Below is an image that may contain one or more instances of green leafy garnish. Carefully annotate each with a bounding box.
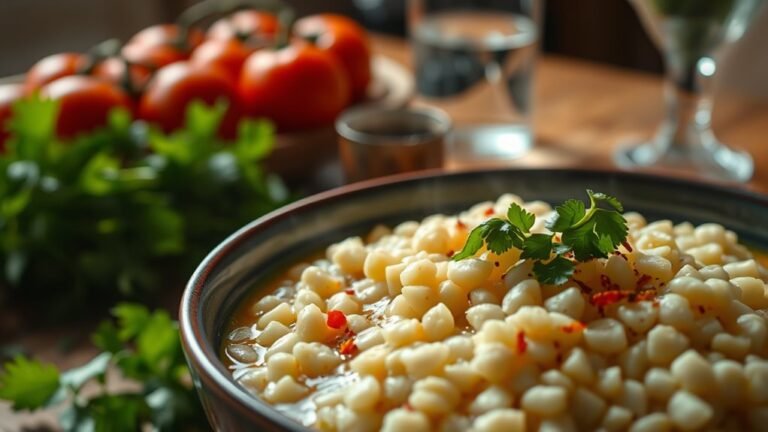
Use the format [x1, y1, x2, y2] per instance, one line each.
[0, 97, 289, 317]
[0, 356, 60, 410]
[0, 304, 207, 431]
[453, 190, 629, 285]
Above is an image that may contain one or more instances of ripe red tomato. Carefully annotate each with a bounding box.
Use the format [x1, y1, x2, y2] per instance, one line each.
[239, 43, 350, 131]
[24, 52, 87, 92]
[122, 24, 204, 68]
[0, 84, 25, 150]
[40, 76, 132, 139]
[138, 62, 241, 137]
[294, 14, 371, 101]
[190, 39, 254, 81]
[207, 10, 279, 43]
[92, 57, 153, 92]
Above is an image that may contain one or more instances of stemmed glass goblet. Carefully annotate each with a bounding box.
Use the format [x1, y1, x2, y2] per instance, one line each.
[616, 0, 764, 182]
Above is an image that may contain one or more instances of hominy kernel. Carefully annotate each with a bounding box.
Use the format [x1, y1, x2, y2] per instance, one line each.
[502, 279, 543, 315]
[400, 342, 450, 379]
[471, 343, 517, 383]
[266, 352, 298, 382]
[584, 318, 627, 356]
[257, 302, 295, 329]
[301, 266, 342, 298]
[561, 347, 595, 385]
[443, 361, 482, 393]
[385, 263, 407, 296]
[570, 387, 607, 429]
[422, 303, 455, 341]
[647, 325, 689, 366]
[401, 285, 439, 316]
[343, 376, 381, 412]
[644, 368, 678, 402]
[545, 287, 586, 320]
[596, 366, 623, 399]
[521, 385, 567, 417]
[381, 409, 430, 432]
[469, 386, 513, 415]
[263, 375, 308, 404]
[667, 391, 713, 431]
[408, 376, 460, 416]
[745, 361, 768, 404]
[294, 304, 327, 342]
[400, 259, 438, 288]
[473, 409, 526, 432]
[724, 259, 760, 279]
[447, 258, 492, 290]
[629, 413, 671, 432]
[602, 405, 633, 432]
[617, 379, 647, 418]
[617, 301, 658, 334]
[466, 304, 505, 331]
[711, 333, 750, 359]
[670, 350, 716, 396]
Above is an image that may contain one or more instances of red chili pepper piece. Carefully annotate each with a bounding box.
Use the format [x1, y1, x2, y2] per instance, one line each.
[345, 289, 355, 295]
[561, 321, 586, 333]
[327, 310, 347, 329]
[622, 241, 634, 252]
[517, 331, 528, 354]
[591, 290, 629, 307]
[339, 338, 357, 355]
[484, 207, 494, 216]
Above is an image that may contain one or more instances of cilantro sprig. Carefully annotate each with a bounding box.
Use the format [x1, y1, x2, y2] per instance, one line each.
[0, 304, 207, 431]
[0, 97, 289, 317]
[453, 190, 629, 285]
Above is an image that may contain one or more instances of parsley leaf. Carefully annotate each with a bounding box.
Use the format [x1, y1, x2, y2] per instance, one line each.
[507, 203, 535, 233]
[533, 256, 575, 285]
[0, 356, 60, 410]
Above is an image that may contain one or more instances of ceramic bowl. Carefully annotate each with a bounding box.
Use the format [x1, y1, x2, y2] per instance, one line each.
[180, 168, 768, 431]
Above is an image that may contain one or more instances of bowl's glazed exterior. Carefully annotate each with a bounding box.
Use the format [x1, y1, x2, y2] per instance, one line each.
[180, 168, 768, 431]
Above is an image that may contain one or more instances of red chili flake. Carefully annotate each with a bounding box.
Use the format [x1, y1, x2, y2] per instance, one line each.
[561, 321, 586, 334]
[591, 290, 628, 307]
[619, 254, 629, 261]
[622, 241, 633, 252]
[600, 274, 613, 289]
[555, 353, 563, 363]
[456, 220, 467, 229]
[494, 261, 500, 267]
[345, 289, 355, 296]
[484, 207, 494, 216]
[636, 274, 652, 289]
[339, 338, 357, 355]
[327, 310, 347, 329]
[517, 331, 528, 354]
[698, 305, 706, 314]
[447, 250, 455, 258]
[634, 289, 657, 302]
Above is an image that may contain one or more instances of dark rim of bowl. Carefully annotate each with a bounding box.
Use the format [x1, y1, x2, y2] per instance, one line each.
[180, 167, 768, 429]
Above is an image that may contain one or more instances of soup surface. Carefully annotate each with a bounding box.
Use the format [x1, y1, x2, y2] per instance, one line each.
[223, 195, 768, 431]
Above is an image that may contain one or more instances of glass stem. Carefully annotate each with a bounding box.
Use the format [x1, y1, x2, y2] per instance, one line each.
[660, 54, 702, 152]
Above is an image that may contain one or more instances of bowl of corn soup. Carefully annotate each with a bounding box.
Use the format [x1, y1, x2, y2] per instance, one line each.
[180, 168, 768, 431]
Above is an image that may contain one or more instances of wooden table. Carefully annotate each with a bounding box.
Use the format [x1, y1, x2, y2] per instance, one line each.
[3, 35, 768, 430]
[372, 35, 768, 193]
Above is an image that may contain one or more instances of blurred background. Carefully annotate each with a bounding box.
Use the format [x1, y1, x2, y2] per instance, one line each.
[2, 0, 767, 98]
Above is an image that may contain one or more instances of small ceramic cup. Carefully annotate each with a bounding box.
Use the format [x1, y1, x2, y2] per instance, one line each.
[336, 105, 451, 183]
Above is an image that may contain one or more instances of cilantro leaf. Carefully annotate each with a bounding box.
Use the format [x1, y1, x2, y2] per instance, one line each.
[521, 233, 553, 260]
[452, 219, 523, 259]
[588, 189, 623, 212]
[561, 209, 627, 261]
[507, 203, 535, 233]
[533, 256, 575, 285]
[547, 199, 586, 232]
[0, 356, 61, 410]
[452, 224, 486, 260]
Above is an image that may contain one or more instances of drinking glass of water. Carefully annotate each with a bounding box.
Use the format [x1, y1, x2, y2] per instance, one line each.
[408, 0, 542, 165]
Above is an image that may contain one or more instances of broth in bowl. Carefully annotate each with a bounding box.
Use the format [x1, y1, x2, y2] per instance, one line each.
[221, 194, 768, 431]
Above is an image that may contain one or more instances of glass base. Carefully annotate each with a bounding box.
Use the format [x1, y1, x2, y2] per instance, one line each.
[448, 124, 532, 163]
[614, 131, 753, 183]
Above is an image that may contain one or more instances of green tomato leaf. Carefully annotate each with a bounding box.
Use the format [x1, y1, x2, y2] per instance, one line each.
[521, 233, 553, 260]
[0, 356, 61, 410]
[547, 199, 586, 232]
[533, 255, 575, 286]
[506, 203, 535, 233]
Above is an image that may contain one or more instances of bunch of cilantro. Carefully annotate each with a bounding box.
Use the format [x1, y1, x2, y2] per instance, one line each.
[0, 303, 208, 431]
[0, 98, 288, 317]
[454, 190, 628, 284]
